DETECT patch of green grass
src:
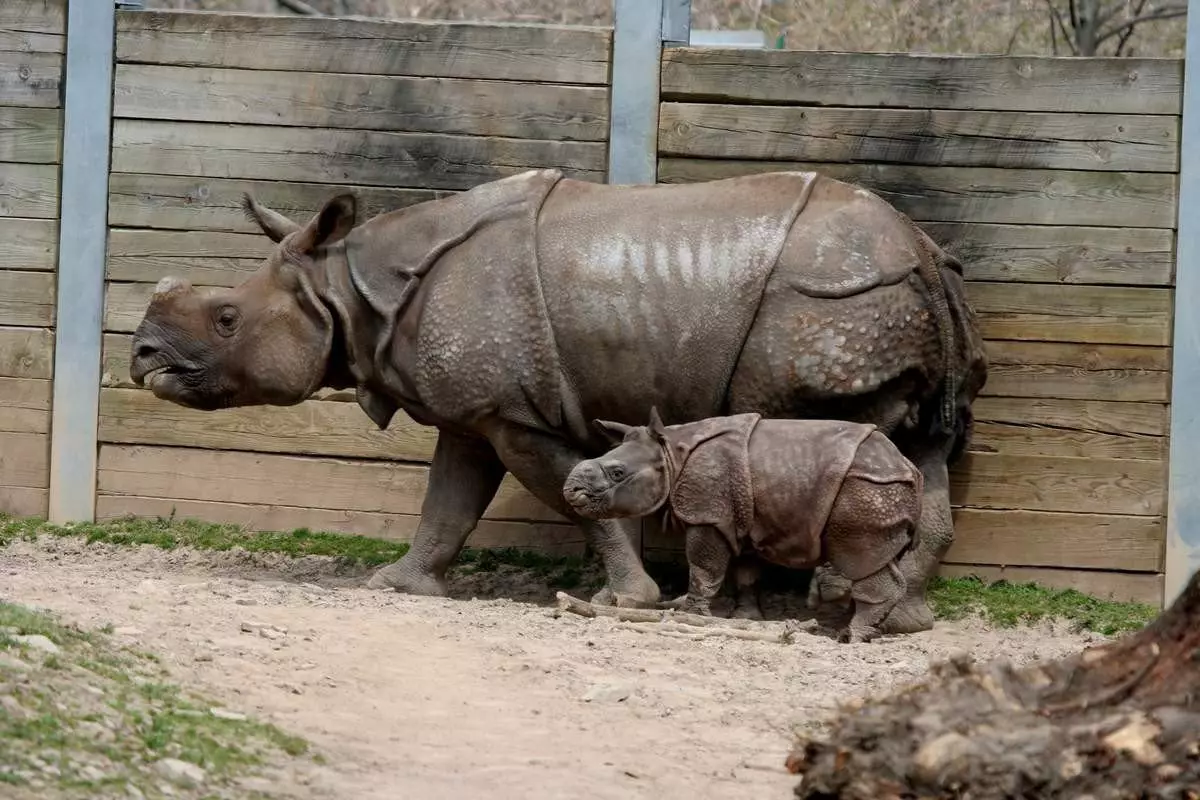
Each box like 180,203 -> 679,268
927,575 -> 1157,635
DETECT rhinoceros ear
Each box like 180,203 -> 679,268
593,418 -> 633,445
241,194 -> 301,243
294,194 -> 357,254
647,406 -> 667,439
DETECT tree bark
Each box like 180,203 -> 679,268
786,569 -> 1200,799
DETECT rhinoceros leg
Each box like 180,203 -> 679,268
730,554 -> 764,621
366,430 -> 507,595
485,423 -> 662,608
680,525 -> 733,617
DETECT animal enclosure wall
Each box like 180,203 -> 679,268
94,8 -> 611,554
0,1 -> 63,519
651,47 -> 1179,604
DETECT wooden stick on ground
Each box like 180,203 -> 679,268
554,591 -> 801,638
616,620 -> 793,644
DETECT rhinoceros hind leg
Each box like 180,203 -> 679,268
730,553 -> 764,620
366,430 -> 507,594
680,525 -> 733,617
841,562 -> 906,644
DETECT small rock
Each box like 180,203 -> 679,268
0,695 -> 28,718
154,758 -> 206,788
0,652 -> 29,671
235,599 -> 257,606
259,628 -> 285,641
581,683 -> 632,703
280,682 -> 303,695
126,785 -> 145,799
210,708 -> 247,722
13,634 -> 59,655
79,764 -> 106,782
194,653 -> 213,663
113,627 -> 142,637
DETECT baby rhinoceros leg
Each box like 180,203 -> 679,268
843,562 -> 906,644
731,554 -> 764,621
680,525 -> 734,617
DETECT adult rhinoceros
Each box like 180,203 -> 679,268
128,168 -> 987,633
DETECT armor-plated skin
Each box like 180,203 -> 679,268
127,168 -> 987,631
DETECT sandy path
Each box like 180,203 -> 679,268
0,536 -> 1102,799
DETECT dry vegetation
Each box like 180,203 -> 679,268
146,0 -> 1187,57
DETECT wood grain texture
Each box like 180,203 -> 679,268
116,10 -> 612,85
0,30 -> 63,55
657,158 -> 1177,228
96,495 -> 586,555
0,376 -> 49,434
659,103 -> 1178,172
111,119 -> 606,190
923,223 -> 1174,287
106,229 -> 271,284
0,326 -> 52,379
97,443 -> 567,524
968,282 -> 1171,346
949,452 -> 1164,516
0,106 -> 59,163
0,1 -> 65,36
108,173 -> 451,234
660,49 -> 1183,115
0,270 -> 53,326
115,64 -> 609,142
0,217 -> 55,272
0,485 -> 46,517
966,421 -> 1164,461
0,50 -> 61,108
98,387 -> 438,463
972,396 -> 1167,437
980,341 -> 1169,402
936,563 -> 1163,606
0,431 -> 48,488
946,508 -> 1162,571
0,162 -> 57,218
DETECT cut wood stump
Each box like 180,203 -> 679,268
786,569 -> 1200,799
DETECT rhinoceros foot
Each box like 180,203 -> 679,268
365,561 -> 448,596
590,576 -> 661,609
877,596 -> 935,635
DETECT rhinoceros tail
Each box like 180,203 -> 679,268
902,215 -> 959,437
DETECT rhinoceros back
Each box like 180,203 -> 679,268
535,172 -> 820,434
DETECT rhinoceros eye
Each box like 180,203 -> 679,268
606,464 -> 627,482
215,305 -> 241,337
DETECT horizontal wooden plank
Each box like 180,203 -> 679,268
936,563 -> 1163,606
0,105 -> 58,163
973,396 -> 1167,438
980,340 -> 1169,402
0,50 -> 61,108
98,443 -> 567,523
111,120 -> 606,190
0,270 -> 52,326
0,30 -> 63,56
107,282 -> 161,333
116,10 -> 611,85
923,223 -> 1173,287
108,173 -> 451,234
966,421 -> 1164,461
0,161 -> 57,218
106,228 -> 270,284
657,159 -> 1177,228
660,49 -> 1183,115
114,64 -> 609,142
96,495 -> 586,556
0,326 -> 51,379
949,452 -> 1164,516
0,431 -> 47,488
0,485 -> 46,518
659,103 -> 1178,173
948,508 -> 1161,571
0,1 -> 65,36
98,387 -> 438,462
0,376 -> 49,434
0,217 -> 55,272
968,282 -> 1171,347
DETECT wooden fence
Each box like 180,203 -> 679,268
0,1 -> 63,519
0,0 -> 1189,606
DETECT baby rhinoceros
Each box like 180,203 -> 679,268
563,408 -> 924,643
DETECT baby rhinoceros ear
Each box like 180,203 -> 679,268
647,406 -> 667,440
592,418 -> 633,446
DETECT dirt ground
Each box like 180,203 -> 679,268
1,536 -> 1104,799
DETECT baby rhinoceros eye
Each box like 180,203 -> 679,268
605,463 -> 627,482
215,305 -> 241,337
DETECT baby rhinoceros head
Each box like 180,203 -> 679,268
562,407 -> 672,520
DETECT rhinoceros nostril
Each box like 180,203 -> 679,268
134,342 -> 158,360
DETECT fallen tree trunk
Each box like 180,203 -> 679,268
786,569 -> 1200,799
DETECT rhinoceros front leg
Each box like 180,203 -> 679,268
366,430 -> 507,595
487,423 -> 661,609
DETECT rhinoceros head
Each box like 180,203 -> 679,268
128,194 -> 357,410
563,407 -> 672,520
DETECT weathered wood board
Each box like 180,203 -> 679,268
0,50 -> 62,107
0,376 -> 49,434
114,64 -> 609,142
0,270 -> 53,327
659,103 -> 1178,172
659,49 -> 1183,115
111,120 -> 606,190
115,11 -> 612,85
0,162 -> 58,218
0,217 -> 56,271
0,106 -> 60,163
935,564 -> 1163,606
0,1 -> 66,37
0,431 -> 48,488
0,325 -> 53,381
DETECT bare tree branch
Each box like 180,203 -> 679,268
1096,4 -> 1188,47
1114,0 -> 1151,55
1046,0 -> 1081,54
277,0 -> 322,14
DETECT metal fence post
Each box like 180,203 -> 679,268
1165,0 -> 1200,606
47,0 -> 120,523
606,0 -> 691,185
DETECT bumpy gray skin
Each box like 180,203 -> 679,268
127,168 -> 986,628
565,409 -> 924,642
